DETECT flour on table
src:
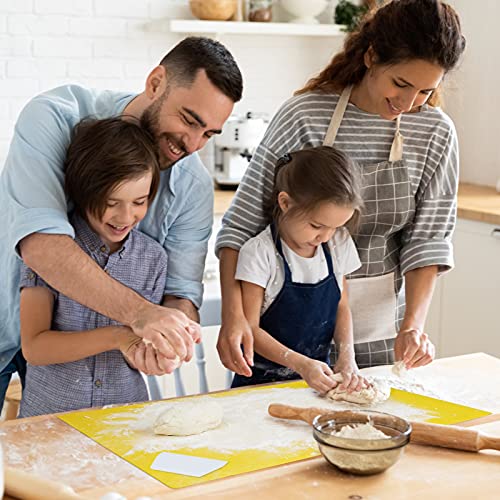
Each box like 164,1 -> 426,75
96,386 -> 432,457
153,399 -> 223,436
326,374 -> 391,405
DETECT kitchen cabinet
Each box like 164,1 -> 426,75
429,218 -> 500,358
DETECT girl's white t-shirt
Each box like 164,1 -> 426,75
235,225 -> 361,315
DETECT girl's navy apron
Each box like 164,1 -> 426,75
232,223 -> 341,387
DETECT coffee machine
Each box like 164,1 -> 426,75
214,112 -> 268,187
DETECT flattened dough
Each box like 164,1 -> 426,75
153,399 -> 223,436
326,373 -> 390,405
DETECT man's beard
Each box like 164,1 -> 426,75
140,93 -> 185,170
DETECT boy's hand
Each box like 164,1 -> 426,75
119,328 -> 181,375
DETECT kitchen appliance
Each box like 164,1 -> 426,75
214,112 -> 268,188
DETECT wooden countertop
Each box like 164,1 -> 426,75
214,188 -> 235,215
215,184 -> 500,225
457,183 -> 500,226
1,353 -> 500,499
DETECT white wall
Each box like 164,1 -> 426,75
445,0 -> 500,188
0,0 -> 342,171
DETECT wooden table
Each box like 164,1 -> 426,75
1,353 -> 499,500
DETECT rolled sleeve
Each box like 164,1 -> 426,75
400,123 -> 459,276
11,206 -> 75,258
19,262 -> 57,297
400,238 -> 454,276
4,100 -> 75,257
163,168 -> 214,309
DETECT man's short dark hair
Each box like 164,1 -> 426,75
64,117 -> 160,220
159,36 -> 243,103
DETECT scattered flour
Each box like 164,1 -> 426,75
95,386 -> 432,457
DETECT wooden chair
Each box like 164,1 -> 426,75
4,379 -> 22,420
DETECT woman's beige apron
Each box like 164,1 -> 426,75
324,85 -> 413,367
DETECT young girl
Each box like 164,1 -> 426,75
19,117 -> 169,417
231,146 -> 367,394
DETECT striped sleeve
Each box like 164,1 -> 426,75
215,142 -> 278,254
399,118 -> 459,275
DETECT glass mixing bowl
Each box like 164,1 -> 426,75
312,410 -> 412,475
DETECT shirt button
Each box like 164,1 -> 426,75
100,245 -> 106,252
28,272 -> 35,280
95,379 -> 102,388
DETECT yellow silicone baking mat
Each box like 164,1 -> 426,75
58,381 -> 490,489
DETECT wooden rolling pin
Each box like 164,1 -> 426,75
268,403 -> 500,452
4,466 -> 84,500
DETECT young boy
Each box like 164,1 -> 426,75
19,118 -> 170,417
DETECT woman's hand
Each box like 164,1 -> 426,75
333,355 -> 368,392
295,358 -> 336,394
395,328 -> 435,369
217,313 -> 254,377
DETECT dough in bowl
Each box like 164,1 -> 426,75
326,373 -> 390,405
153,399 -> 224,436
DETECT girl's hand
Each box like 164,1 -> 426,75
295,358 -> 336,394
333,355 -> 369,393
395,328 -> 435,369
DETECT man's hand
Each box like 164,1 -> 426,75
217,314 -> 254,377
130,303 -> 198,362
394,328 -> 435,369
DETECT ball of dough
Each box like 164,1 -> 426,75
327,374 -> 390,405
153,399 -> 224,436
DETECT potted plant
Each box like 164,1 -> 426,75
334,0 -> 369,32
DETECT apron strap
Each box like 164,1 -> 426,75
323,85 -> 352,147
389,114 -> 404,162
270,223 -> 293,282
323,85 -> 404,162
321,242 -> 335,277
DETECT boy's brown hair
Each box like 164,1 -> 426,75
64,117 -> 160,220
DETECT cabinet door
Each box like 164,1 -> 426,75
440,219 -> 500,357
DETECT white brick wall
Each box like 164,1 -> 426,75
0,0 -> 342,170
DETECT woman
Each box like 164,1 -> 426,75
215,0 -> 466,377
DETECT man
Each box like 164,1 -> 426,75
0,36 -> 243,410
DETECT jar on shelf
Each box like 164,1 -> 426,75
248,0 -> 273,22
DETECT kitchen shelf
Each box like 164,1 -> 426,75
169,19 -> 345,37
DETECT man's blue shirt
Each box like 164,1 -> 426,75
0,84 -> 213,371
